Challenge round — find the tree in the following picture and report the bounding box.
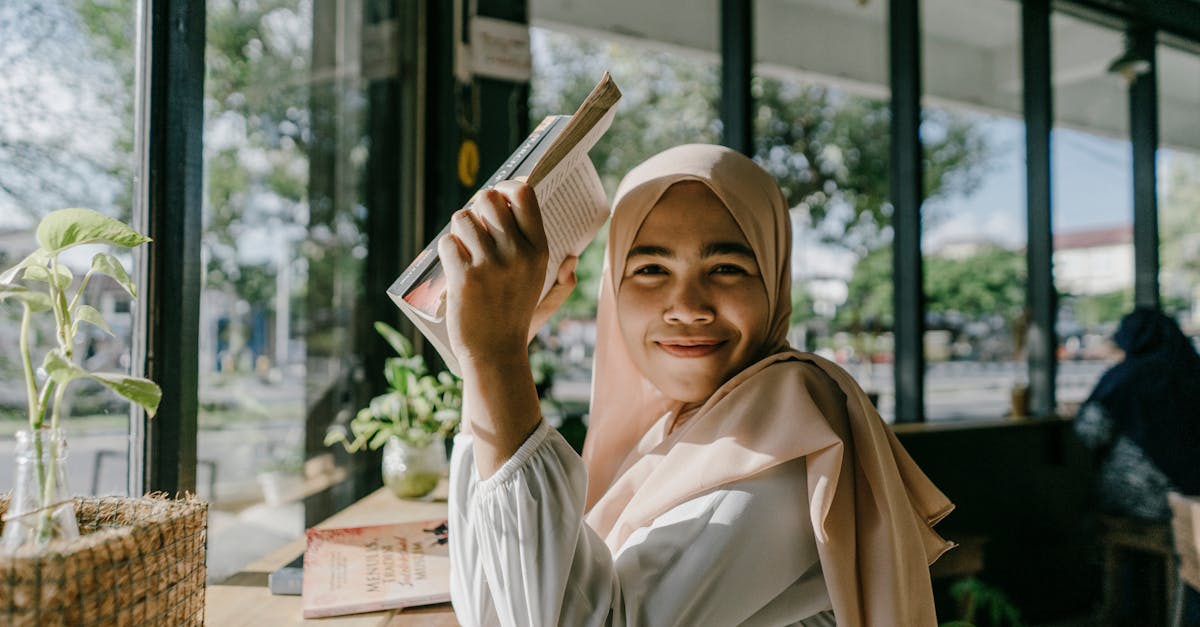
[755,80,991,255]
[924,245,1025,321]
[837,244,1025,334]
[0,0,134,223]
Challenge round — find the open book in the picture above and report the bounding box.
[388,73,621,374]
[301,519,451,618]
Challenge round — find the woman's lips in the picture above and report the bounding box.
[655,340,726,358]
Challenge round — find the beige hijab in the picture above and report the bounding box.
[582,144,955,626]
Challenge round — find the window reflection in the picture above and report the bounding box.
[201,0,367,582]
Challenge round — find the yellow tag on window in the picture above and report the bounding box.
[457,139,480,187]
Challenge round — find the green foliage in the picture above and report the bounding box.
[837,244,1025,333]
[0,208,162,429]
[924,246,1026,321]
[837,247,895,331]
[325,322,463,452]
[949,577,1023,627]
[1065,289,1134,329]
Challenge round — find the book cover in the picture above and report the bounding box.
[388,72,620,375]
[301,519,451,619]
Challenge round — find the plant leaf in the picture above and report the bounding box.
[89,373,162,417]
[90,252,137,297]
[0,284,53,312]
[374,321,412,357]
[36,208,151,253]
[73,305,115,337]
[42,349,88,385]
[0,249,49,284]
[23,263,72,290]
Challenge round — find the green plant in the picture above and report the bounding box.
[0,208,162,543]
[325,321,462,452]
[949,577,1023,627]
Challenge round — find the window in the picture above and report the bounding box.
[201,0,371,582]
[1051,13,1133,412]
[0,0,138,496]
[921,0,1026,421]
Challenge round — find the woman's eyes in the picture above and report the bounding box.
[629,263,750,277]
[711,264,749,275]
[632,264,667,275]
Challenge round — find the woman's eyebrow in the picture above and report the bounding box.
[701,242,755,259]
[627,245,673,260]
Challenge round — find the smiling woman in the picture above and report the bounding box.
[444,144,954,626]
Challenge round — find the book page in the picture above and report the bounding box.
[537,157,608,297]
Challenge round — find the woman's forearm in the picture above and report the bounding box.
[462,350,543,479]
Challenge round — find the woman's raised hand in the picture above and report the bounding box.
[437,180,549,368]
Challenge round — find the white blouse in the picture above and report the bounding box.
[448,419,836,626]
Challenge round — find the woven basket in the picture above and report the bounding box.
[0,494,208,627]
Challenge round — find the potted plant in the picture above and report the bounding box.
[0,208,162,548]
[0,208,207,624]
[325,321,462,499]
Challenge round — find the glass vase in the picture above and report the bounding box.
[1,428,80,553]
[382,435,446,499]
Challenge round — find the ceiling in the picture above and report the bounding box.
[530,0,1200,152]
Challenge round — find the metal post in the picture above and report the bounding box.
[1128,26,1159,309]
[1023,0,1056,417]
[721,0,753,155]
[131,0,205,495]
[889,0,924,423]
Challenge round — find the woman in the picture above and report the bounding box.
[439,144,953,626]
[1074,308,1200,623]
[1074,307,1200,520]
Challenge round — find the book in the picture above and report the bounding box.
[301,519,451,619]
[268,553,304,596]
[388,72,621,374]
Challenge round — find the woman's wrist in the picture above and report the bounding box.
[461,349,542,479]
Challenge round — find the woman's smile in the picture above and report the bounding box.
[655,337,728,358]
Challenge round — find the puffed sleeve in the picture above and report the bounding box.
[448,420,834,627]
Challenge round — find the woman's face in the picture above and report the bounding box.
[617,182,771,406]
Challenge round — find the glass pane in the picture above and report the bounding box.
[529,27,719,430]
[0,1,137,495]
[201,0,368,582]
[1051,13,1132,414]
[921,0,1026,421]
[755,0,895,420]
[1157,44,1200,336]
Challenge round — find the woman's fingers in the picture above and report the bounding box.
[473,189,521,256]
[493,180,547,252]
[449,208,497,264]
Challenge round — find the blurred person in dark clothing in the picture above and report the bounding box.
[1075,307,1200,624]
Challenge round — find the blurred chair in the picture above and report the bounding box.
[1168,492,1200,627]
[1097,514,1175,626]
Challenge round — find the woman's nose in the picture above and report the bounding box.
[663,280,715,324]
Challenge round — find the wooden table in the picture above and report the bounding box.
[205,487,459,626]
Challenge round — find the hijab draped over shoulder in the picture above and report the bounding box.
[582,144,955,627]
